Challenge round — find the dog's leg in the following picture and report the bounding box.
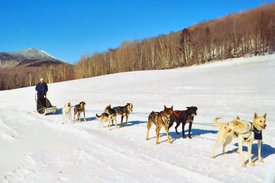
[165,127,172,144]
[211,132,224,158]
[222,136,233,154]
[211,142,219,158]
[247,139,254,166]
[83,111,86,122]
[175,122,180,134]
[188,122,193,139]
[78,113,81,122]
[108,116,111,130]
[126,114,128,126]
[120,115,124,128]
[69,113,72,124]
[258,140,263,162]
[238,137,245,167]
[182,122,186,138]
[146,119,153,140]
[155,127,161,144]
[114,116,118,128]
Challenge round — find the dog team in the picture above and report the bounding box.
[62,101,267,168]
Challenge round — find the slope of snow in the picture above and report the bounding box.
[0,54,275,183]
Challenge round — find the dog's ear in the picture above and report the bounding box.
[171,105,173,110]
[236,116,240,120]
[254,113,258,119]
[263,113,267,119]
[164,105,167,109]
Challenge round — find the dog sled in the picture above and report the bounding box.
[35,96,57,115]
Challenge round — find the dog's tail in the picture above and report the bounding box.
[213,118,222,127]
[96,113,101,119]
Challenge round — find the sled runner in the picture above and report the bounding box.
[36,96,57,115]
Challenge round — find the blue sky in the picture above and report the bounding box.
[0,0,274,63]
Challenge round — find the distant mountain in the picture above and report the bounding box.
[9,48,57,61]
[0,48,66,68]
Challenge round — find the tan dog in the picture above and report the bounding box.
[96,112,109,127]
[146,105,174,144]
[62,102,72,124]
[211,113,267,167]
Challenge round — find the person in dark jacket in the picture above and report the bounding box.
[35,77,48,107]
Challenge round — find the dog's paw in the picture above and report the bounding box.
[259,158,264,163]
[188,136,192,139]
[211,155,215,159]
[241,164,246,168]
[250,162,255,167]
[169,141,173,144]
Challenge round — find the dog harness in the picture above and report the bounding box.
[234,122,253,141]
[173,111,180,119]
[161,113,170,126]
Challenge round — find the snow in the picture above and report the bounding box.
[1,54,275,183]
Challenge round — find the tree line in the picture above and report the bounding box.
[1,4,274,90]
[74,4,275,78]
[0,64,74,90]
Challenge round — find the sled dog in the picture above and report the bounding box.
[211,113,267,167]
[146,105,174,144]
[74,101,86,122]
[96,112,109,126]
[113,103,133,127]
[104,105,118,130]
[62,102,72,124]
[169,106,198,139]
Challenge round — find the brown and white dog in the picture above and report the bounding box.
[74,101,86,122]
[62,102,72,124]
[211,113,267,167]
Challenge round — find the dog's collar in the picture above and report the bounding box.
[251,122,262,134]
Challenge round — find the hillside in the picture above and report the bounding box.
[0,54,274,183]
